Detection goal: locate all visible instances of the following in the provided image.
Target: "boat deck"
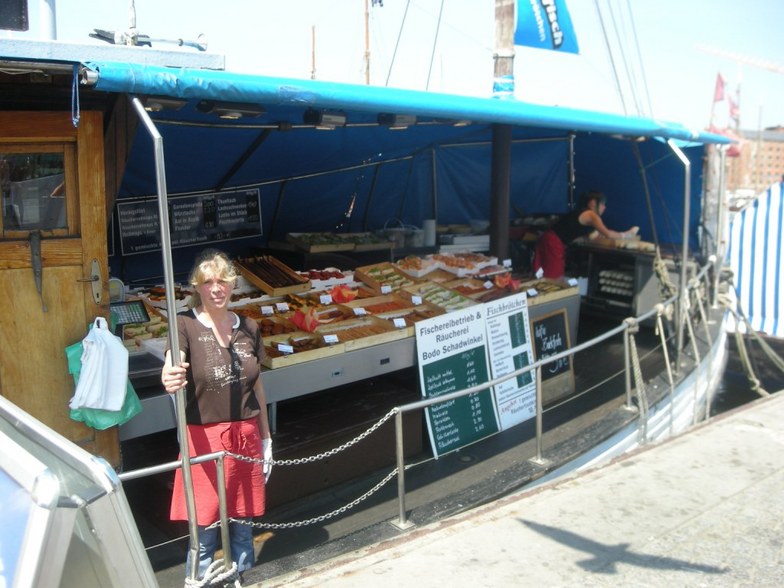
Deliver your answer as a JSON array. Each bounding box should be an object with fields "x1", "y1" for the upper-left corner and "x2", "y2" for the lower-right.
[{"x1": 119, "y1": 309, "x2": 721, "y2": 586}]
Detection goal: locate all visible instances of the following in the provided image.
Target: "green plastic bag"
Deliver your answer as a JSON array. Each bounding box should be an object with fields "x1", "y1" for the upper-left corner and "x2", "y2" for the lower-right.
[{"x1": 65, "y1": 337, "x2": 143, "y2": 430}]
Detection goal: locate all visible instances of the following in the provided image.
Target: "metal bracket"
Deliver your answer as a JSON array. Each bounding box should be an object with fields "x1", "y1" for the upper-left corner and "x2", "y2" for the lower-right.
[{"x1": 76, "y1": 258, "x2": 102, "y2": 304}]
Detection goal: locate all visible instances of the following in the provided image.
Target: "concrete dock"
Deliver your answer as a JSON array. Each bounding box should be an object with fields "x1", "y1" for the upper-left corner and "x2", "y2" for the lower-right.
[{"x1": 259, "y1": 392, "x2": 784, "y2": 587}]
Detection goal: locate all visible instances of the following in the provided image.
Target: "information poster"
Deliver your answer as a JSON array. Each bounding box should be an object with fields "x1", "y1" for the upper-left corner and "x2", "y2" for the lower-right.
[
  {"x1": 117, "y1": 188, "x2": 262, "y2": 255},
  {"x1": 485, "y1": 293, "x2": 537, "y2": 430},
  {"x1": 416, "y1": 306, "x2": 499, "y2": 458}
]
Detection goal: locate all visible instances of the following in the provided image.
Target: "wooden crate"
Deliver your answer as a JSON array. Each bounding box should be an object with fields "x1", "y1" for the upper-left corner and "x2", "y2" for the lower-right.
[
  {"x1": 285, "y1": 232, "x2": 356, "y2": 253},
  {"x1": 314, "y1": 315, "x2": 410, "y2": 351},
  {"x1": 354, "y1": 262, "x2": 421, "y2": 292},
  {"x1": 340, "y1": 293, "x2": 415, "y2": 316},
  {"x1": 519, "y1": 278, "x2": 579, "y2": 306},
  {"x1": 236, "y1": 256, "x2": 312, "y2": 296},
  {"x1": 338, "y1": 232, "x2": 394, "y2": 252},
  {"x1": 401, "y1": 281, "x2": 477, "y2": 313},
  {"x1": 372, "y1": 303, "x2": 446, "y2": 337},
  {"x1": 262, "y1": 332, "x2": 345, "y2": 369}
]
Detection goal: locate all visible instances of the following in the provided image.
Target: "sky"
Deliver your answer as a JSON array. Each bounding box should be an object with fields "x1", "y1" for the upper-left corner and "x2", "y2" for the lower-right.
[{"x1": 5, "y1": 0, "x2": 784, "y2": 132}]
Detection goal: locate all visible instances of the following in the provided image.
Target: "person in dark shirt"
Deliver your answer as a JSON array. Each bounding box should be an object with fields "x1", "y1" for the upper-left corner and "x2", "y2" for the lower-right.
[
  {"x1": 161, "y1": 249, "x2": 272, "y2": 582},
  {"x1": 533, "y1": 191, "x2": 638, "y2": 278}
]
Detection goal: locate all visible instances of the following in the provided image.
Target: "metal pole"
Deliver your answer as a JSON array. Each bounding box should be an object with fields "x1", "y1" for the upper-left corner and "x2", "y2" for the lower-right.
[
  {"x1": 532, "y1": 365, "x2": 544, "y2": 463},
  {"x1": 215, "y1": 455, "x2": 233, "y2": 571},
  {"x1": 668, "y1": 140, "x2": 691, "y2": 371},
  {"x1": 130, "y1": 97, "x2": 200, "y2": 581},
  {"x1": 713, "y1": 146, "x2": 728, "y2": 307},
  {"x1": 623, "y1": 319, "x2": 633, "y2": 409},
  {"x1": 393, "y1": 410, "x2": 413, "y2": 530}
]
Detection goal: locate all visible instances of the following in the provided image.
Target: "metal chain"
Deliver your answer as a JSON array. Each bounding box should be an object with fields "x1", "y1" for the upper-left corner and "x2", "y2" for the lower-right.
[
  {"x1": 228, "y1": 407, "x2": 398, "y2": 468},
  {"x1": 207, "y1": 467, "x2": 399, "y2": 530}
]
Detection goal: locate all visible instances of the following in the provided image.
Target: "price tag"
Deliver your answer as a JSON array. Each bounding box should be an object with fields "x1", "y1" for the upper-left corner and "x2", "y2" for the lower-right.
[
  {"x1": 392, "y1": 317, "x2": 407, "y2": 329},
  {"x1": 483, "y1": 280, "x2": 494, "y2": 289},
  {"x1": 323, "y1": 334, "x2": 339, "y2": 345},
  {"x1": 277, "y1": 343, "x2": 294, "y2": 354},
  {"x1": 380, "y1": 285, "x2": 392, "y2": 294},
  {"x1": 527, "y1": 288, "x2": 539, "y2": 297},
  {"x1": 319, "y1": 294, "x2": 333, "y2": 305},
  {"x1": 567, "y1": 278, "x2": 578, "y2": 287},
  {"x1": 411, "y1": 295, "x2": 423, "y2": 305},
  {"x1": 261, "y1": 305, "x2": 274, "y2": 315},
  {"x1": 275, "y1": 302, "x2": 289, "y2": 313},
  {"x1": 535, "y1": 267, "x2": 544, "y2": 279},
  {"x1": 502, "y1": 258, "x2": 512, "y2": 267},
  {"x1": 353, "y1": 307, "x2": 367, "y2": 316}
]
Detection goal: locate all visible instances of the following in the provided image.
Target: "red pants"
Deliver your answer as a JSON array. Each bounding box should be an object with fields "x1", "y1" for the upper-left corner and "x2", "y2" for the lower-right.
[{"x1": 533, "y1": 230, "x2": 566, "y2": 279}]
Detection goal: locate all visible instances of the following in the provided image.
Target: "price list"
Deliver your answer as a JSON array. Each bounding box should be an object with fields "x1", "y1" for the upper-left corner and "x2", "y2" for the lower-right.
[
  {"x1": 416, "y1": 306, "x2": 499, "y2": 458},
  {"x1": 117, "y1": 188, "x2": 262, "y2": 255},
  {"x1": 485, "y1": 293, "x2": 537, "y2": 431}
]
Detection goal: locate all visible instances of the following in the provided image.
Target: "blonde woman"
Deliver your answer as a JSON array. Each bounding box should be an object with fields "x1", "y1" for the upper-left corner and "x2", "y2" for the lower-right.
[{"x1": 161, "y1": 249, "x2": 272, "y2": 580}]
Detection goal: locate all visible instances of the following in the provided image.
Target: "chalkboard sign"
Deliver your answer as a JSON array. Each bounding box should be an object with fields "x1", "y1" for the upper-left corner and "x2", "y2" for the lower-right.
[
  {"x1": 116, "y1": 188, "x2": 262, "y2": 255},
  {"x1": 416, "y1": 306, "x2": 499, "y2": 458},
  {"x1": 530, "y1": 309, "x2": 572, "y2": 381}
]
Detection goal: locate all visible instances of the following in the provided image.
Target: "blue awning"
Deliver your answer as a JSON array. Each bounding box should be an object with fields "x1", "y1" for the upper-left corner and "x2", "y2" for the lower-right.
[{"x1": 84, "y1": 61, "x2": 730, "y2": 145}]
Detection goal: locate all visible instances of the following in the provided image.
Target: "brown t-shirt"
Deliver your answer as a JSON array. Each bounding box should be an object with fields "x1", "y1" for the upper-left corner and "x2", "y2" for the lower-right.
[{"x1": 174, "y1": 309, "x2": 264, "y2": 425}]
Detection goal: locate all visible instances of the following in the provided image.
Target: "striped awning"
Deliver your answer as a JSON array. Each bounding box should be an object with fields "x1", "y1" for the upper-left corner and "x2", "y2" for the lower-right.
[{"x1": 728, "y1": 182, "x2": 784, "y2": 336}]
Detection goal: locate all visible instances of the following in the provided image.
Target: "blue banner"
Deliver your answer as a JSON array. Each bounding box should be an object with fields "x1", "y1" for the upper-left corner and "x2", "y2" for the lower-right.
[{"x1": 515, "y1": 0, "x2": 579, "y2": 54}]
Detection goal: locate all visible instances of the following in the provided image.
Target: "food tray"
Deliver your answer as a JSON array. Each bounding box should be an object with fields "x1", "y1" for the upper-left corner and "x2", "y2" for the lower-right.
[
  {"x1": 394, "y1": 255, "x2": 442, "y2": 278},
  {"x1": 286, "y1": 232, "x2": 356, "y2": 253},
  {"x1": 340, "y1": 294, "x2": 415, "y2": 316},
  {"x1": 519, "y1": 278, "x2": 579, "y2": 306},
  {"x1": 401, "y1": 281, "x2": 477, "y2": 313},
  {"x1": 443, "y1": 277, "x2": 493, "y2": 299},
  {"x1": 232, "y1": 307, "x2": 299, "y2": 337},
  {"x1": 297, "y1": 268, "x2": 354, "y2": 289},
  {"x1": 373, "y1": 303, "x2": 445, "y2": 337},
  {"x1": 432, "y1": 252, "x2": 499, "y2": 277},
  {"x1": 314, "y1": 315, "x2": 410, "y2": 351},
  {"x1": 236, "y1": 255, "x2": 312, "y2": 296},
  {"x1": 354, "y1": 262, "x2": 421, "y2": 292},
  {"x1": 132, "y1": 285, "x2": 192, "y2": 313},
  {"x1": 262, "y1": 332, "x2": 345, "y2": 369},
  {"x1": 338, "y1": 232, "x2": 394, "y2": 251}
]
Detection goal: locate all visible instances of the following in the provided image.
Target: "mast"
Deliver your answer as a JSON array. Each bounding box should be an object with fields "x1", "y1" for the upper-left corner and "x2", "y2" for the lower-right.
[
  {"x1": 364, "y1": 0, "x2": 370, "y2": 84},
  {"x1": 490, "y1": 0, "x2": 515, "y2": 260}
]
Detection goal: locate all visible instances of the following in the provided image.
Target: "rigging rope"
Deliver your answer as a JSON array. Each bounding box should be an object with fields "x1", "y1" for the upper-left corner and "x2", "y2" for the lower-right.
[{"x1": 625, "y1": 318, "x2": 649, "y2": 443}]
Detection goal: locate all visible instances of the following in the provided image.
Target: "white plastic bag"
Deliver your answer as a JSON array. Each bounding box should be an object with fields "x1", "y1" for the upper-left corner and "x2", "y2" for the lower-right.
[{"x1": 68, "y1": 317, "x2": 129, "y2": 412}]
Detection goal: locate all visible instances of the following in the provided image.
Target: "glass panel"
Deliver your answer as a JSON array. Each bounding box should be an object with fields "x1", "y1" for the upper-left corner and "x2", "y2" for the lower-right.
[{"x1": 1, "y1": 152, "x2": 67, "y2": 231}]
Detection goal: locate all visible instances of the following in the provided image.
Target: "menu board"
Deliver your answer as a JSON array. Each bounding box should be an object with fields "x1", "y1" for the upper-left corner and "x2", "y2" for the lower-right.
[
  {"x1": 485, "y1": 293, "x2": 537, "y2": 430},
  {"x1": 117, "y1": 188, "x2": 262, "y2": 255},
  {"x1": 416, "y1": 306, "x2": 499, "y2": 458}
]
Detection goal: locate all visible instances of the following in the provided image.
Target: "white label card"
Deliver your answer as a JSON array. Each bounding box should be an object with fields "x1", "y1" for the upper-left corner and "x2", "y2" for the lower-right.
[
  {"x1": 353, "y1": 307, "x2": 367, "y2": 316},
  {"x1": 527, "y1": 288, "x2": 539, "y2": 297},
  {"x1": 411, "y1": 295, "x2": 423, "y2": 305},
  {"x1": 380, "y1": 285, "x2": 392, "y2": 294},
  {"x1": 277, "y1": 343, "x2": 294, "y2": 354},
  {"x1": 319, "y1": 294, "x2": 333, "y2": 305},
  {"x1": 323, "y1": 334, "x2": 339, "y2": 344},
  {"x1": 502, "y1": 258, "x2": 512, "y2": 267},
  {"x1": 393, "y1": 317, "x2": 406, "y2": 328},
  {"x1": 275, "y1": 302, "x2": 289, "y2": 312},
  {"x1": 261, "y1": 306, "x2": 274, "y2": 315}
]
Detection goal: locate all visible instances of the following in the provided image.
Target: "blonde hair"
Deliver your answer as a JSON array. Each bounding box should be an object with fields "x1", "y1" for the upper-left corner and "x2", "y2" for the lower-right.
[{"x1": 188, "y1": 249, "x2": 237, "y2": 308}]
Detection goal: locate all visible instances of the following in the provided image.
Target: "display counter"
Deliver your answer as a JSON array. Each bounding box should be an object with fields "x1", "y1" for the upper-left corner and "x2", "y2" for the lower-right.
[
  {"x1": 119, "y1": 253, "x2": 581, "y2": 441},
  {"x1": 572, "y1": 241, "x2": 694, "y2": 320}
]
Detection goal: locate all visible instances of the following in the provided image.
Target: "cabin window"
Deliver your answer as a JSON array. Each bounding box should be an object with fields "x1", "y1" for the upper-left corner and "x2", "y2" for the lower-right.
[{"x1": 0, "y1": 144, "x2": 75, "y2": 237}]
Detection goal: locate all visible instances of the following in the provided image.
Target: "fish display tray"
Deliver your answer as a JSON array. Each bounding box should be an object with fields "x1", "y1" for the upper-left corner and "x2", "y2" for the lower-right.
[
  {"x1": 314, "y1": 315, "x2": 410, "y2": 351},
  {"x1": 262, "y1": 332, "x2": 345, "y2": 369},
  {"x1": 354, "y1": 262, "x2": 422, "y2": 292},
  {"x1": 236, "y1": 255, "x2": 312, "y2": 296}
]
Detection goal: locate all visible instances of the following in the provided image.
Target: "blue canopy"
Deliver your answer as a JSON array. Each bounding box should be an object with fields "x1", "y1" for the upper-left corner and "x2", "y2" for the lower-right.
[{"x1": 80, "y1": 61, "x2": 728, "y2": 281}]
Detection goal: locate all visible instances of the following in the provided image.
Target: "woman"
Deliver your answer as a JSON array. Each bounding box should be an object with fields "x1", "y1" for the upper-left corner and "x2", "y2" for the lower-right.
[
  {"x1": 161, "y1": 249, "x2": 272, "y2": 580},
  {"x1": 533, "y1": 191, "x2": 639, "y2": 279}
]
